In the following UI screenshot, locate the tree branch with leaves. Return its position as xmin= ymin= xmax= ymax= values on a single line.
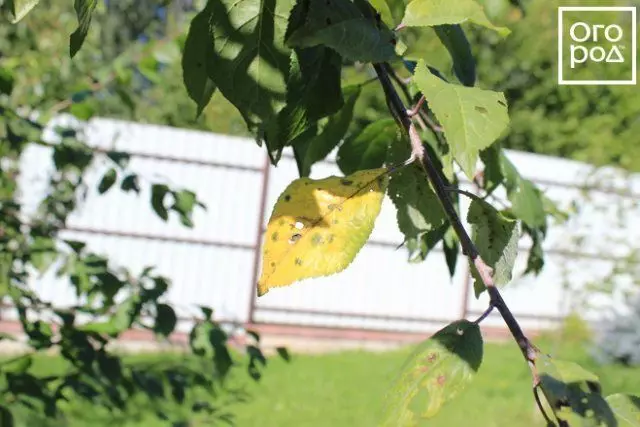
xmin=3 ymin=0 xmax=640 ymax=425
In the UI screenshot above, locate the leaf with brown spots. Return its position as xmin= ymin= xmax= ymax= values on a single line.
xmin=381 ymin=320 xmax=483 ymax=425
xmin=257 ymin=168 xmax=388 ymax=296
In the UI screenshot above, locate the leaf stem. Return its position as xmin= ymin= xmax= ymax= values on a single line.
xmin=406 ymin=95 xmax=426 ymax=117
xmin=373 ymin=63 xmax=537 ymax=366
xmin=474 ymin=304 xmax=494 ymax=324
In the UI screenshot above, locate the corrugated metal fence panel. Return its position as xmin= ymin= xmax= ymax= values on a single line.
xmin=12 ymin=117 xmax=640 ymax=334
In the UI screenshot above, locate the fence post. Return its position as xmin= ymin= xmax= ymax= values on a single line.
xmin=246 ymin=154 xmax=271 ymax=325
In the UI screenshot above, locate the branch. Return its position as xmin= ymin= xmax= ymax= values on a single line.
xmin=373 ymin=63 xmax=538 ymax=367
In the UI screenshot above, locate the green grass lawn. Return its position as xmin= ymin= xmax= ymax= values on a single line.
xmin=6 ymin=331 xmax=640 ymax=427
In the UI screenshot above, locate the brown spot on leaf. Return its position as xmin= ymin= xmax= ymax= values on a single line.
xmin=437 ymin=375 xmax=446 ymax=386
xmin=295 ymin=258 xmax=303 ymax=266
xmin=284 ymin=194 xmax=291 ymax=202
xmin=311 ymin=233 xmax=323 ymax=246
xmin=475 ymin=106 xmax=488 ymax=114
xmin=271 ymin=232 xmax=279 ymax=242
xmin=340 ymin=179 xmax=353 ymax=186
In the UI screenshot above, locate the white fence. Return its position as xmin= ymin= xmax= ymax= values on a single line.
xmin=7 ymin=118 xmax=640 ymax=336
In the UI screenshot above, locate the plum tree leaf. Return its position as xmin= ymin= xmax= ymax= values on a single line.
xmin=294 ymin=86 xmax=361 ymax=177
xmin=401 ymin=0 xmax=510 ymax=36
xmin=434 ymin=24 xmax=476 ymax=87
xmin=7 ymin=0 xmax=40 ymax=23
xmin=182 ymin=3 xmax=217 ymax=116
xmin=467 ymin=198 xmax=518 ymax=296
xmin=538 ymin=356 xmax=617 ymax=426
xmin=413 ymin=60 xmax=509 ymax=179
xmin=606 ymin=394 xmax=640 ymax=426
xmin=382 ymin=320 xmax=483 ymax=425
xmin=208 ymin=0 xmax=294 ymax=138
xmin=268 ymin=47 xmax=344 ymax=158
xmin=337 ymin=118 xmax=399 ymax=175
xmin=386 ymin=139 xmax=447 ymax=262
xmin=70 ymin=0 xmax=98 ymax=58
xmin=257 ymin=168 xmax=388 ymax=295
xmin=369 ymin=0 xmax=395 ymax=26
xmin=285 ymin=0 xmax=396 ymax=62
xmin=499 ymin=153 xmax=546 ymax=229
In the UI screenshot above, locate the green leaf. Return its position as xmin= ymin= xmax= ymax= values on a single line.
xmin=443 ymin=227 xmax=458 ymax=278
xmin=387 ymin=141 xmax=447 ymax=262
xmin=182 ymin=3 xmax=217 ymax=116
xmin=434 ymin=24 xmax=475 ymax=87
xmin=151 ymin=184 xmax=169 ymax=221
xmin=294 ymin=86 xmax=361 ymax=177
xmin=81 ymin=296 xmax=140 ymax=336
xmin=25 ymin=321 xmax=53 ymax=350
xmin=190 ymin=322 xmax=214 ymax=357
xmin=0 ymin=405 xmax=13 ymax=427
xmin=172 ymin=189 xmax=198 ymax=228
xmin=369 ymin=0 xmax=395 ymax=26
xmin=154 ymin=304 xmax=177 ymax=338
xmin=106 ymin=151 xmax=130 ymax=168
xmin=0 ymin=67 xmax=15 ymax=95
xmin=207 ymin=0 xmax=294 ymax=134
xmin=120 ymin=174 xmax=140 ymax=193
xmin=467 ymin=198 xmax=518 ymax=295
xmin=286 ymin=0 xmax=397 ymax=62
xmin=382 ymin=320 xmax=483 ymax=424
xmin=70 ymin=0 xmax=98 ymax=58
xmin=500 ymin=154 xmax=546 ymax=229
xmin=266 ymin=46 xmax=344 ymax=160
xmin=7 ymin=0 xmax=40 ymax=23
xmin=401 ymin=0 xmax=510 ymax=36
xmin=98 ymin=168 xmax=117 ymax=194
xmin=413 ymin=60 xmax=509 ymax=179
xmin=7 ymin=355 xmax=32 ymax=373
xmin=337 ymin=118 xmax=398 ymax=175
xmin=69 ymin=102 xmax=96 ymax=121
xmin=276 ymin=347 xmax=291 ymax=362
xmin=606 ymin=394 xmax=640 ymax=426
xmin=30 ymin=237 xmax=57 ymax=273
xmin=538 ymin=357 xmax=616 ymax=426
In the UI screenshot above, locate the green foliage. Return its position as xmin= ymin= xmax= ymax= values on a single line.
xmin=467 ymin=198 xmax=518 ymax=295
xmin=471 ymin=0 xmax=640 ymax=172
xmin=413 ymin=60 xmax=510 ymax=179
xmin=1 ymin=0 xmax=635 ymax=425
xmin=401 ymin=0 xmax=510 ymax=36
xmin=382 ymin=320 xmax=483 ymax=425
xmin=70 ymin=0 xmax=98 ymax=57
xmin=606 ymin=394 xmax=640 ymax=427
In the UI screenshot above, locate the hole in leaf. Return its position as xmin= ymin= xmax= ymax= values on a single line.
xmin=284 ymin=194 xmax=291 ymax=202
xmin=340 ymin=179 xmax=353 ymax=186
xmin=289 ymin=234 xmax=302 ymax=244
xmin=294 ymin=221 xmax=304 ymax=230
xmin=498 ymin=100 xmax=506 ymax=107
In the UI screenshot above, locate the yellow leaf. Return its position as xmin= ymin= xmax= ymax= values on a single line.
xmin=257 ymin=168 xmax=389 ymax=296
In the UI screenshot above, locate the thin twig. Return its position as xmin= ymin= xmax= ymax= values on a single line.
xmin=407 ymin=95 xmax=426 ymax=117
xmin=474 ymin=304 xmax=495 ymax=324
xmin=373 ymin=63 xmax=538 ymax=368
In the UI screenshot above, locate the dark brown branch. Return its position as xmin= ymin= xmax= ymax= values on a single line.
xmin=373 ymin=63 xmax=537 ymax=366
